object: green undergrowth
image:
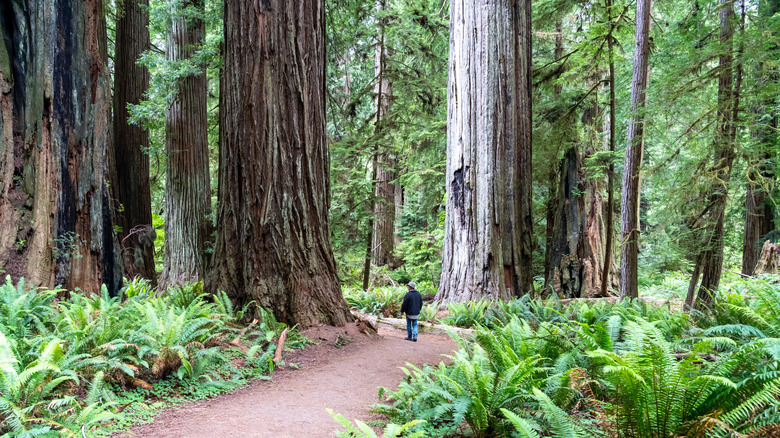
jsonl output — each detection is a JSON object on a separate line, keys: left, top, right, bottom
{"left": 353, "top": 275, "right": 780, "bottom": 437}
{"left": 0, "top": 276, "right": 309, "bottom": 437}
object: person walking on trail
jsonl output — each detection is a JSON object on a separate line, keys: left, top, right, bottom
{"left": 401, "top": 281, "right": 423, "bottom": 342}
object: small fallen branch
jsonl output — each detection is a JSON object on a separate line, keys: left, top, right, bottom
{"left": 273, "top": 327, "right": 289, "bottom": 365}
{"left": 231, "top": 318, "right": 259, "bottom": 346}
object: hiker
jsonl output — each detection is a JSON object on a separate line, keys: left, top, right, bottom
{"left": 400, "top": 281, "right": 423, "bottom": 342}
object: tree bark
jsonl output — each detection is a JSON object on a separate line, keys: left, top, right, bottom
{"left": 548, "top": 100, "right": 615, "bottom": 298}
{"left": 112, "top": 0, "right": 155, "bottom": 282}
{"left": 208, "top": 0, "right": 350, "bottom": 327}
{"left": 371, "top": 1, "right": 395, "bottom": 267}
{"left": 0, "top": 0, "right": 120, "bottom": 294}
{"left": 158, "top": 0, "right": 212, "bottom": 289}
{"left": 741, "top": 0, "right": 778, "bottom": 276}
{"left": 437, "top": 0, "right": 533, "bottom": 302}
{"left": 619, "top": 0, "right": 652, "bottom": 300}
{"left": 690, "top": 0, "right": 739, "bottom": 309}
{"left": 548, "top": 147, "right": 585, "bottom": 298}
{"left": 600, "top": 0, "right": 617, "bottom": 298}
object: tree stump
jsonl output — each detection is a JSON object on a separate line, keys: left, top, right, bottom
{"left": 755, "top": 241, "right": 780, "bottom": 275}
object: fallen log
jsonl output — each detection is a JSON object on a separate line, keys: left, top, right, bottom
{"left": 351, "top": 310, "right": 475, "bottom": 339}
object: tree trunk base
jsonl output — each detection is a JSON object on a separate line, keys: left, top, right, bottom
{"left": 755, "top": 240, "right": 780, "bottom": 275}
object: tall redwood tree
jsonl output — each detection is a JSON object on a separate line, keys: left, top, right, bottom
{"left": 158, "top": 0, "right": 212, "bottom": 289}
{"left": 619, "top": 0, "right": 652, "bottom": 299}
{"left": 112, "top": 0, "right": 156, "bottom": 282}
{"left": 0, "top": 0, "right": 120, "bottom": 294}
{"left": 437, "top": 0, "right": 533, "bottom": 302}
{"left": 208, "top": 0, "right": 350, "bottom": 326}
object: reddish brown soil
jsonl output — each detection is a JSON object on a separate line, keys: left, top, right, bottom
{"left": 113, "top": 323, "right": 456, "bottom": 438}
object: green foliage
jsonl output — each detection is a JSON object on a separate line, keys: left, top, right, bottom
{"left": 0, "top": 277, "right": 303, "bottom": 436}
{"left": 0, "top": 276, "right": 59, "bottom": 339}
{"left": 372, "top": 277, "right": 780, "bottom": 437}
{"left": 328, "top": 408, "right": 426, "bottom": 438}
{"left": 344, "top": 286, "right": 405, "bottom": 317}
{"left": 440, "top": 299, "right": 498, "bottom": 328}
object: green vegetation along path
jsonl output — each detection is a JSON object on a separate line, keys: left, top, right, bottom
{"left": 115, "top": 323, "right": 456, "bottom": 437}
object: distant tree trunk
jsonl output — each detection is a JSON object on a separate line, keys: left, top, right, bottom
{"left": 600, "top": 0, "right": 617, "bottom": 298}
{"left": 548, "top": 99, "right": 614, "bottom": 298}
{"left": 209, "top": 0, "right": 350, "bottom": 327}
{"left": 582, "top": 103, "right": 618, "bottom": 296}
{"left": 112, "top": 0, "right": 155, "bottom": 282}
{"left": 437, "top": 0, "right": 533, "bottom": 302}
{"left": 548, "top": 147, "right": 584, "bottom": 298}
{"left": 394, "top": 159, "right": 404, "bottom": 246}
{"left": 742, "top": 0, "right": 779, "bottom": 276}
{"left": 158, "top": 0, "right": 212, "bottom": 289}
{"left": 689, "top": 0, "right": 740, "bottom": 309}
{"left": 619, "top": 0, "right": 652, "bottom": 300}
{"left": 742, "top": 165, "right": 774, "bottom": 276}
{"left": 543, "top": 20, "right": 564, "bottom": 294}
{"left": 371, "top": 0, "right": 395, "bottom": 268}
{"left": 0, "top": 0, "right": 120, "bottom": 294}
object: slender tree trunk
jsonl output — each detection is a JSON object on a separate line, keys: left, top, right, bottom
{"left": 209, "top": 0, "right": 350, "bottom": 327}
{"left": 742, "top": 0, "right": 779, "bottom": 276}
{"left": 691, "top": 0, "right": 740, "bottom": 309}
{"left": 542, "top": 20, "right": 564, "bottom": 294}
{"left": 437, "top": 0, "right": 533, "bottom": 302}
{"left": 158, "top": 0, "right": 212, "bottom": 289}
{"left": 0, "top": 0, "right": 120, "bottom": 294}
{"left": 112, "top": 0, "right": 155, "bottom": 283}
{"left": 394, "top": 158, "right": 404, "bottom": 246}
{"left": 371, "top": 0, "right": 395, "bottom": 267}
{"left": 362, "top": 154, "right": 377, "bottom": 291}
{"left": 619, "top": 0, "right": 652, "bottom": 299}
{"left": 600, "top": 0, "right": 617, "bottom": 298}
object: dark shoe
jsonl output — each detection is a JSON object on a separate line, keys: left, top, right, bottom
{"left": 404, "top": 337, "right": 412, "bottom": 341}
{"left": 413, "top": 338, "right": 417, "bottom": 342}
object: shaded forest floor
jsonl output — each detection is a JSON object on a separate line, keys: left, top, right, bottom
{"left": 113, "top": 323, "right": 456, "bottom": 437}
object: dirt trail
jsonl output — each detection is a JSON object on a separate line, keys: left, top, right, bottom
{"left": 115, "top": 323, "right": 456, "bottom": 438}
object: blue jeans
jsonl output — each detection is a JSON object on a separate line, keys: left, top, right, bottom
{"left": 406, "top": 317, "right": 418, "bottom": 339}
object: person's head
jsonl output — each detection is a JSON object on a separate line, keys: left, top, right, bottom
{"left": 407, "top": 281, "right": 416, "bottom": 290}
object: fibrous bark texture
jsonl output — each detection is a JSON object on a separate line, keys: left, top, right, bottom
{"left": 619, "top": 0, "right": 652, "bottom": 299}
{"left": 437, "top": 0, "right": 533, "bottom": 302}
{"left": 209, "top": 0, "right": 350, "bottom": 327}
{"left": 755, "top": 240, "right": 780, "bottom": 275}
{"left": 548, "top": 104, "right": 617, "bottom": 298}
{"left": 158, "top": 0, "right": 212, "bottom": 289}
{"left": 742, "top": 171, "right": 774, "bottom": 276}
{"left": 0, "top": 0, "right": 120, "bottom": 294}
{"left": 112, "top": 0, "right": 156, "bottom": 282}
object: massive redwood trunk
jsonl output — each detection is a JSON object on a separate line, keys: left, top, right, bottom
{"left": 158, "top": 0, "right": 212, "bottom": 289}
{"left": 437, "top": 0, "right": 533, "bottom": 302}
{"left": 0, "top": 0, "right": 120, "bottom": 294}
{"left": 619, "top": 0, "right": 652, "bottom": 299}
{"left": 112, "top": 0, "right": 156, "bottom": 282}
{"left": 208, "top": 0, "right": 350, "bottom": 327}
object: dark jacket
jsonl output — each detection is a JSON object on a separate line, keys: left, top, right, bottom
{"left": 401, "top": 289, "right": 423, "bottom": 316}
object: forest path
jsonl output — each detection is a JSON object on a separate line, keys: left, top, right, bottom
{"left": 115, "top": 323, "right": 456, "bottom": 438}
